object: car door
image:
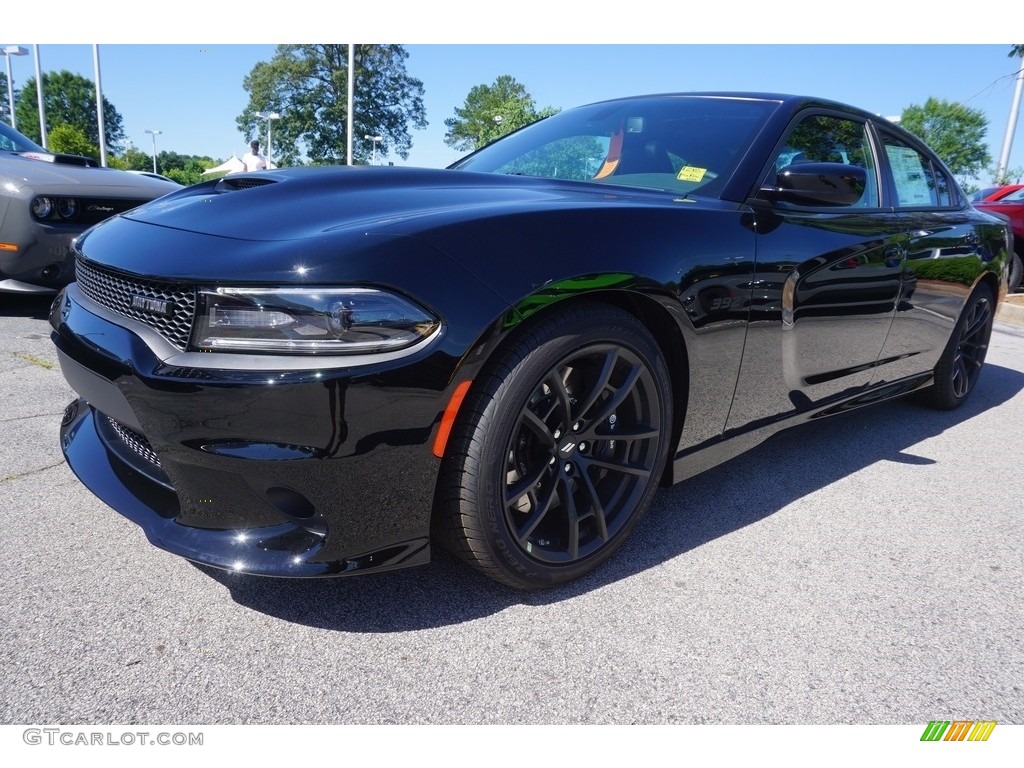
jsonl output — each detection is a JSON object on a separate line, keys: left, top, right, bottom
{"left": 868, "top": 128, "right": 996, "bottom": 386}
{"left": 725, "top": 111, "right": 906, "bottom": 433}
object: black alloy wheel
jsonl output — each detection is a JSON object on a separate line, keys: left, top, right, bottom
{"left": 923, "top": 283, "right": 995, "bottom": 410}
{"left": 436, "top": 303, "right": 673, "bottom": 589}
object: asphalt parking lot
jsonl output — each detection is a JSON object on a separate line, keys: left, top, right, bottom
{"left": 1, "top": 293, "right": 1022, "bottom": 726}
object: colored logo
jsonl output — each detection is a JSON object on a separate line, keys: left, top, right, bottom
{"left": 920, "top": 721, "right": 997, "bottom": 741}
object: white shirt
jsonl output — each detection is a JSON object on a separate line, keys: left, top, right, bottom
{"left": 242, "top": 150, "right": 266, "bottom": 172}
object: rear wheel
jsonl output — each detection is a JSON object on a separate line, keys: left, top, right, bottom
{"left": 435, "top": 303, "right": 673, "bottom": 589}
{"left": 1009, "top": 252, "right": 1022, "bottom": 293}
{"left": 922, "top": 283, "right": 994, "bottom": 410}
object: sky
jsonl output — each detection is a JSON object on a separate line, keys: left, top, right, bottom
{"left": 3, "top": 7, "right": 1023, "bottom": 180}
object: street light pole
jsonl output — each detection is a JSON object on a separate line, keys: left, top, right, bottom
{"left": 145, "top": 129, "right": 161, "bottom": 174}
{"left": 363, "top": 134, "right": 382, "bottom": 166}
{"left": 255, "top": 111, "right": 281, "bottom": 168}
{"left": 2, "top": 45, "right": 27, "bottom": 130}
{"left": 92, "top": 44, "right": 107, "bottom": 167}
{"left": 33, "top": 44, "right": 46, "bottom": 148}
{"left": 996, "top": 54, "right": 1024, "bottom": 183}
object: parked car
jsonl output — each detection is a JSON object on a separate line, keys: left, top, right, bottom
{"left": 974, "top": 185, "right": 1024, "bottom": 292}
{"left": 0, "top": 121, "right": 175, "bottom": 294}
{"left": 51, "top": 93, "right": 1011, "bottom": 589}
{"left": 969, "top": 183, "right": 1024, "bottom": 203}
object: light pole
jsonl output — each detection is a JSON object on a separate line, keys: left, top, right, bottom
{"left": 144, "top": 129, "right": 161, "bottom": 174}
{"left": 33, "top": 44, "right": 46, "bottom": 148}
{"left": 2, "top": 45, "right": 27, "bottom": 129}
{"left": 996, "top": 54, "right": 1024, "bottom": 183}
{"left": 364, "top": 134, "right": 382, "bottom": 166}
{"left": 255, "top": 111, "right": 280, "bottom": 168}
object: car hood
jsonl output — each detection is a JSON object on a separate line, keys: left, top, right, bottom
{"left": 0, "top": 153, "right": 175, "bottom": 194}
{"left": 121, "top": 165, "right": 705, "bottom": 242}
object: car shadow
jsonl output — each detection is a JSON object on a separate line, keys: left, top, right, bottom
{"left": 200, "top": 362, "right": 1024, "bottom": 631}
{"left": 0, "top": 293, "right": 55, "bottom": 320}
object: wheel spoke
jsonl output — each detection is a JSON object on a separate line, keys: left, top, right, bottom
{"left": 963, "top": 302, "right": 991, "bottom": 339}
{"left": 963, "top": 354, "right": 984, "bottom": 370}
{"left": 587, "top": 364, "right": 643, "bottom": 425}
{"left": 544, "top": 370, "right": 573, "bottom": 426}
{"left": 520, "top": 408, "right": 556, "bottom": 449}
{"left": 952, "top": 358, "right": 967, "bottom": 397}
{"left": 582, "top": 455, "right": 653, "bottom": 479}
{"left": 558, "top": 475, "right": 580, "bottom": 561}
{"left": 514, "top": 479, "right": 559, "bottom": 542}
{"left": 505, "top": 461, "right": 551, "bottom": 506}
{"left": 574, "top": 348, "right": 619, "bottom": 419}
{"left": 578, "top": 468, "right": 609, "bottom": 542}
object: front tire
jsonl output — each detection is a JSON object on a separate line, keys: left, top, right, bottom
{"left": 436, "top": 303, "right": 673, "bottom": 589}
{"left": 922, "top": 283, "right": 995, "bottom": 410}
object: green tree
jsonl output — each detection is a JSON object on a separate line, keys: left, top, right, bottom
{"left": 986, "top": 164, "right": 1024, "bottom": 185}
{"left": 158, "top": 152, "right": 217, "bottom": 185}
{"left": 47, "top": 124, "right": 99, "bottom": 159}
{"left": 900, "top": 97, "right": 990, "bottom": 181}
{"left": 1, "top": 72, "right": 8, "bottom": 125}
{"left": 237, "top": 44, "right": 427, "bottom": 166}
{"left": 108, "top": 145, "right": 155, "bottom": 172}
{"left": 164, "top": 158, "right": 212, "bottom": 186}
{"left": 1010, "top": 44, "right": 1024, "bottom": 58}
{"left": 14, "top": 70, "right": 126, "bottom": 152}
{"left": 444, "top": 75, "right": 558, "bottom": 152}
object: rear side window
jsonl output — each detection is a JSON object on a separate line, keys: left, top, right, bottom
{"left": 879, "top": 133, "right": 953, "bottom": 208}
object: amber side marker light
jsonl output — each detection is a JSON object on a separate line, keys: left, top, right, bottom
{"left": 0, "top": 243, "right": 19, "bottom": 251}
{"left": 432, "top": 379, "right": 473, "bottom": 458}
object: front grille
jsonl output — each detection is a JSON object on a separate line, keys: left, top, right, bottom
{"left": 106, "top": 416, "right": 162, "bottom": 468}
{"left": 77, "top": 198, "right": 152, "bottom": 225}
{"left": 75, "top": 258, "right": 195, "bottom": 351}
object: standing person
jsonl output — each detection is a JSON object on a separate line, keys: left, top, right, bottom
{"left": 242, "top": 139, "right": 266, "bottom": 172}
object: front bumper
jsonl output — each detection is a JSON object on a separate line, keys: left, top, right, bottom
{"left": 51, "top": 283, "right": 453, "bottom": 577}
{"left": 0, "top": 219, "right": 80, "bottom": 293}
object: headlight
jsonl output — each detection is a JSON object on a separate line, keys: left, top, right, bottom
{"left": 193, "top": 287, "right": 440, "bottom": 354}
{"left": 31, "top": 196, "right": 54, "bottom": 219}
{"left": 57, "top": 198, "right": 78, "bottom": 219}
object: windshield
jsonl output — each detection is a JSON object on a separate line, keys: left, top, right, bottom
{"left": 450, "top": 96, "right": 776, "bottom": 197}
{"left": 0, "top": 121, "right": 46, "bottom": 153}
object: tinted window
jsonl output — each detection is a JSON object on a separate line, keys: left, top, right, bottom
{"left": 771, "top": 114, "right": 878, "bottom": 207}
{"left": 880, "top": 133, "right": 953, "bottom": 208}
{"left": 0, "top": 121, "right": 46, "bottom": 153}
{"left": 452, "top": 97, "right": 776, "bottom": 197}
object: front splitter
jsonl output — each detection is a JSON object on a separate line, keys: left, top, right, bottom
{"left": 59, "top": 400, "right": 430, "bottom": 578}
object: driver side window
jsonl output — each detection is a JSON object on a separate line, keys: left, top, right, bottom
{"left": 773, "top": 115, "right": 879, "bottom": 207}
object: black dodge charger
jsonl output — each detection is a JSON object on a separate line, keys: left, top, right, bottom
{"left": 50, "top": 93, "right": 1012, "bottom": 589}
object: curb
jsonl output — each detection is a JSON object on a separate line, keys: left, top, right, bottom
{"left": 997, "top": 297, "right": 1024, "bottom": 326}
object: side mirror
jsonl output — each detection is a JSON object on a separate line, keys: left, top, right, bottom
{"left": 762, "top": 162, "right": 868, "bottom": 207}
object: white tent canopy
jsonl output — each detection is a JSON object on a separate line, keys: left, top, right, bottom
{"left": 202, "top": 155, "right": 245, "bottom": 175}
{"left": 202, "top": 154, "right": 277, "bottom": 175}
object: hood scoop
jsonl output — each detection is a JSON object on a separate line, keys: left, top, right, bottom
{"left": 19, "top": 151, "right": 99, "bottom": 167}
{"left": 214, "top": 176, "right": 278, "bottom": 192}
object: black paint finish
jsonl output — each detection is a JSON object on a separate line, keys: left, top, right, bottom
{"left": 50, "top": 93, "right": 1010, "bottom": 580}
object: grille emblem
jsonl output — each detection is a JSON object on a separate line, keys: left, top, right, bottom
{"left": 131, "top": 294, "right": 173, "bottom": 316}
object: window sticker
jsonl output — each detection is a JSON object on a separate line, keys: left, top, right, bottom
{"left": 887, "top": 146, "right": 932, "bottom": 206}
{"left": 677, "top": 166, "right": 707, "bottom": 182}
